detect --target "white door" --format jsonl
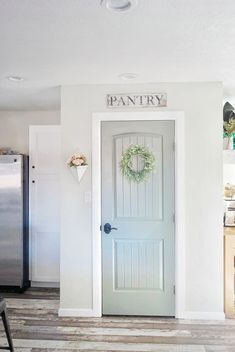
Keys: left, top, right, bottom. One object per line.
{"left": 30, "top": 126, "right": 61, "bottom": 284}
{"left": 102, "top": 121, "right": 175, "bottom": 316}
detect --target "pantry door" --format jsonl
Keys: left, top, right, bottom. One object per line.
{"left": 101, "top": 120, "right": 175, "bottom": 316}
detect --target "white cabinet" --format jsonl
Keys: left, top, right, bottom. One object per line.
{"left": 29, "top": 126, "right": 61, "bottom": 284}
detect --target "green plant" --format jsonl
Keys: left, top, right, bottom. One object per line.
{"left": 224, "top": 119, "right": 235, "bottom": 138}
{"left": 120, "top": 144, "right": 155, "bottom": 183}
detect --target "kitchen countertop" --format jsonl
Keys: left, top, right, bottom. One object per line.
{"left": 224, "top": 226, "right": 235, "bottom": 235}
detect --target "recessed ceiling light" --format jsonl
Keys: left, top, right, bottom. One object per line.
{"left": 119, "top": 73, "right": 138, "bottom": 80}
{"left": 101, "top": 0, "right": 138, "bottom": 13}
{"left": 6, "top": 75, "right": 24, "bottom": 82}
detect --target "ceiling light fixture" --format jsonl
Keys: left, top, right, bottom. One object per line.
{"left": 6, "top": 75, "right": 24, "bottom": 82}
{"left": 101, "top": 0, "right": 138, "bottom": 13}
{"left": 119, "top": 73, "right": 138, "bottom": 80}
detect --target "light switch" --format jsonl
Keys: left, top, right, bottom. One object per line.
{"left": 84, "top": 191, "right": 92, "bottom": 203}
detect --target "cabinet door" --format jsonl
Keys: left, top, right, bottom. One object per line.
{"left": 30, "top": 126, "right": 61, "bottom": 283}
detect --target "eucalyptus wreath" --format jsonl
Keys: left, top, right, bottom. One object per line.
{"left": 120, "top": 144, "right": 155, "bottom": 183}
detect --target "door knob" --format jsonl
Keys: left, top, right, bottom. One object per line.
{"left": 103, "top": 223, "right": 118, "bottom": 234}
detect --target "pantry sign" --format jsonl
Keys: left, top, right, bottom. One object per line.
{"left": 107, "top": 93, "right": 167, "bottom": 108}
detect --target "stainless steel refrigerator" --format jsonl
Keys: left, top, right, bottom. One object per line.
{"left": 0, "top": 155, "right": 29, "bottom": 289}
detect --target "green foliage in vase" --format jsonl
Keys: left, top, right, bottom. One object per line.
{"left": 224, "top": 119, "right": 235, "bottom": 138}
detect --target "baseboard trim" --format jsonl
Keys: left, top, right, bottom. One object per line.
{"left": 58, "top": 308, "right": 95, "bottom": 317}
{"left": 58, "top": 308, "right": 225, "bottom": 320}
{"left": 182, "top": 311, "right": 225, "bottom": 320}
{"left": 31, "top": 281, "right": 60, "bottom": 288}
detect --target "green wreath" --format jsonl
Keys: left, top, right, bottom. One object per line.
{"left": 120, "top": 144, "right": 155, "bottom": 183}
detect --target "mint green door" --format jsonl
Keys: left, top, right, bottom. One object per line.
{"left": 101, "top": 120, "right": 175, "bottom": 316}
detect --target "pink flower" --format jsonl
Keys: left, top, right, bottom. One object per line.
{"left": 67, "top": 152, "right": 87, "bottom": 167}
{"left": 72, "top": 158, "right": 83, "bottom": 166}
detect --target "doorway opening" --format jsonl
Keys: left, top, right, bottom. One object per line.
{"left": 92, "top": 111, "right": 186, "bottom": 318}
{"left": 223, "top": 151, "right": 235, "bottom": 318}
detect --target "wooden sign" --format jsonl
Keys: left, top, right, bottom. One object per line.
{"left": 107, "top": 93, "right": 167, "bottom": 108}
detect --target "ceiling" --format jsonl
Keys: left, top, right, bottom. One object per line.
{"left": 0, "top": 0, "right": 235, "bottom": 110}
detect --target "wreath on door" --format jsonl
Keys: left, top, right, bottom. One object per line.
{"left": 120, "top": 144, "right": 155, "bottom": 183}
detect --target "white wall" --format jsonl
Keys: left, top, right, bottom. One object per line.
{"left": 60, "top": 82, "right": 224, "bottom": 318}
{"left": 0, "top": 110, "right": 60, "bottom": 154}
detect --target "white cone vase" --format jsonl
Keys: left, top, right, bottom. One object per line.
{"left": 76, "top": 165, "right": 88, "bottom": 183}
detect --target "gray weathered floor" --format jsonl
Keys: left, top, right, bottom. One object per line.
{"left": 0, "top": 288, "right": 235, "bottom": 351}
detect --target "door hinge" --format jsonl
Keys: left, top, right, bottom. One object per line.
{"left": 173, "top": 285, "right": 175, "bottom": 295}
{"left": 100, "top": 225, "right": 102, "bottom": 231}
{"left": 173, "top": 213, "right": 175, "bottom": 222}
{"left": 173, "top": 141, "right": 175, "bottom": 151}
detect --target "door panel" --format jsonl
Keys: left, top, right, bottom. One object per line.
{"left": 32, "top": 131, "right": 61, "bottom": 174}
{"left": 102, "top": 121, "right": 175, "bottom": 316}
{"left": 114, "top": 133, "right": 163, "bottom": 220}
{"left": 114, "top": 239, "right": 164, "bottom": 291}
{"left": 32, "top": 230, "right": 60, "bottom": 282}
{"left": 33, "top": 175, "right": 60, "bottom": 230}
{"left": 30, "top": 126, "right": 61, "bottom": 284}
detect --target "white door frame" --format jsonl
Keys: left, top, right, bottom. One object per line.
{"left": 92, "top": 111, "right": 185, "bottom": 318}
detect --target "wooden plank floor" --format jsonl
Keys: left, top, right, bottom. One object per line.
{"left": 0, "top": 288, "right": 235, "bottom": 351}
